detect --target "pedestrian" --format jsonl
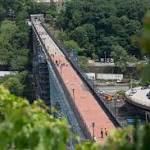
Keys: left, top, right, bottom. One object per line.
{"left": 105, "top": 128, "right": 108, "bottom": 136}
{"left": 100, "top": 128, "right": 103, "bottom": 138}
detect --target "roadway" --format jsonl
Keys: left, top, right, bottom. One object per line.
{"left": 33, "top": 19, "right": 115, "bottom": 143}
{"left": 126, "top": 87, "right": 150, "bottom": 110}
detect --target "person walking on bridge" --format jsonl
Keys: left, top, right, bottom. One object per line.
{"left": 105, "top": 128, "right": 108, "bottom": 136}
{"left": 100, "top": 128, "right": 104, "bottom": 138}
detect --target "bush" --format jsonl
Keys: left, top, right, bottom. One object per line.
{"left": 0, "top": 86, "right": 69, "bottom": 150}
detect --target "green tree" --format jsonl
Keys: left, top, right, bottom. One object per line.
{"left": 0, "top": 20, "right": 18, "bottom": 65}
{"left": 0, "top": 86, "right": 68, "bottom": 150}
{"left": 57, "top": 31, "right": 69, "bottom": 42}
{"left": 140, "top": 12, "right": 150, "bottom": 84}
{"left": 64, "top": 40, "right": 81, "bottom": 53}
{"left": 46, "top": 2, "right": 57, "bottom": 23}
{"left": 111, "top": 45, "right": 129, "bottom": 72}
{"left": 0, "top": 20, "right": 29, "bottom": 70}
{"left": 56, "top": 0, "right": 150, "bottom": 59}
{"left": 76, "top": 142, "right": 101, "bottom": 150}
{"left": 78, "top": 56, "right": 89, "bottom": 71}
{"left": 70, "top": 26, "right": 89, "bottom": 48}
{"left": 116, "top": 0, "right": 150, "bottom": 21}
{"left": 0, "top": 72, "right": 27, "bottom": 97}
{"left": 10, "top": 55, "right": 29, "bottom": 70}
{"left": 3, "top": 77, "right": 25, "bottom": 96}
{"left": 0, "top": 4, "right": 6, "bottom": 21}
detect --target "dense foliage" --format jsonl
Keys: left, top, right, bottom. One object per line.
{"left": 0, "top": 86, "right": 68, "bottom": 150}
{"left": 56, "top": 0, "right": 150, "bottom": 62}
{"left": 1, "top": 85, "right": 150, "bottom": 150}
{"left": 0, "top": 71, "right": 33, "bottom": 99}
{"left": 139, "top": 12, "right": 150, "bottom": 84}
{"left": 0, "top": 0, "right": 50, "bottom": 98}
{"left": 0, "top": 20, "right": 29, "bottom": 70}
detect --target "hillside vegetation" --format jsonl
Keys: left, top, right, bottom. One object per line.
{"left": 0, "top": 0, "right": 150, "bottom": 149}
{"left": 46, "top": 0, "right": 149, "bottom": 73}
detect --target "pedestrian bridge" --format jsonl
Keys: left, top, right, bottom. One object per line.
{"left": 31, "top": 14, "right": 120, "bottom": 143}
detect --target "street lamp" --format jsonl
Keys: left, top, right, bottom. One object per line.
{"left": 92, "top": 122, "right": 95, "bottom": 141}
{"left": 72, "top": 88, "right": 75, "bottom": 100}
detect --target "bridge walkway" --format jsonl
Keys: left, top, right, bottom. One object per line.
{"left": 33, "top": 20, "right": 115, "bottom": 143}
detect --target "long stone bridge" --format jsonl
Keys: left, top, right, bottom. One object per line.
{"left": 31, "top": 14, "right": 120, "bottom": 144}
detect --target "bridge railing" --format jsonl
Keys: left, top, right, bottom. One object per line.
{"left": 42, "top": 23, "right": 122, "bottom": 127}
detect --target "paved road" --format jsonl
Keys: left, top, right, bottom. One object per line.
{"left": 126, "top": 87, "right": 150, "bottom": 110}
{"left": 33, "top": 20, "right": 116, "bottom": 143}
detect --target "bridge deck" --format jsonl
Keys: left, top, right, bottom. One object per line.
{"left": 33, "top": 20, "right": 115, "bottom": 143}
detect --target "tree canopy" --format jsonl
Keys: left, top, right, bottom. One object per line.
{"left": 1, "top": 85, "right": 150, "bottom": 150}
{"left": 140, "top": 11, "right": 150, "bottom": 84}
{"left": 0, "top": 0, "right": 40, "bottom": 100}
{"left": 0, "top": 86, "right": 68, "bottom": 150}
{"left": 0, "top": 20, "right": 29, "bottom": 70}
{"left": 56, "top": 0, "right": 150, "bottom": 61}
